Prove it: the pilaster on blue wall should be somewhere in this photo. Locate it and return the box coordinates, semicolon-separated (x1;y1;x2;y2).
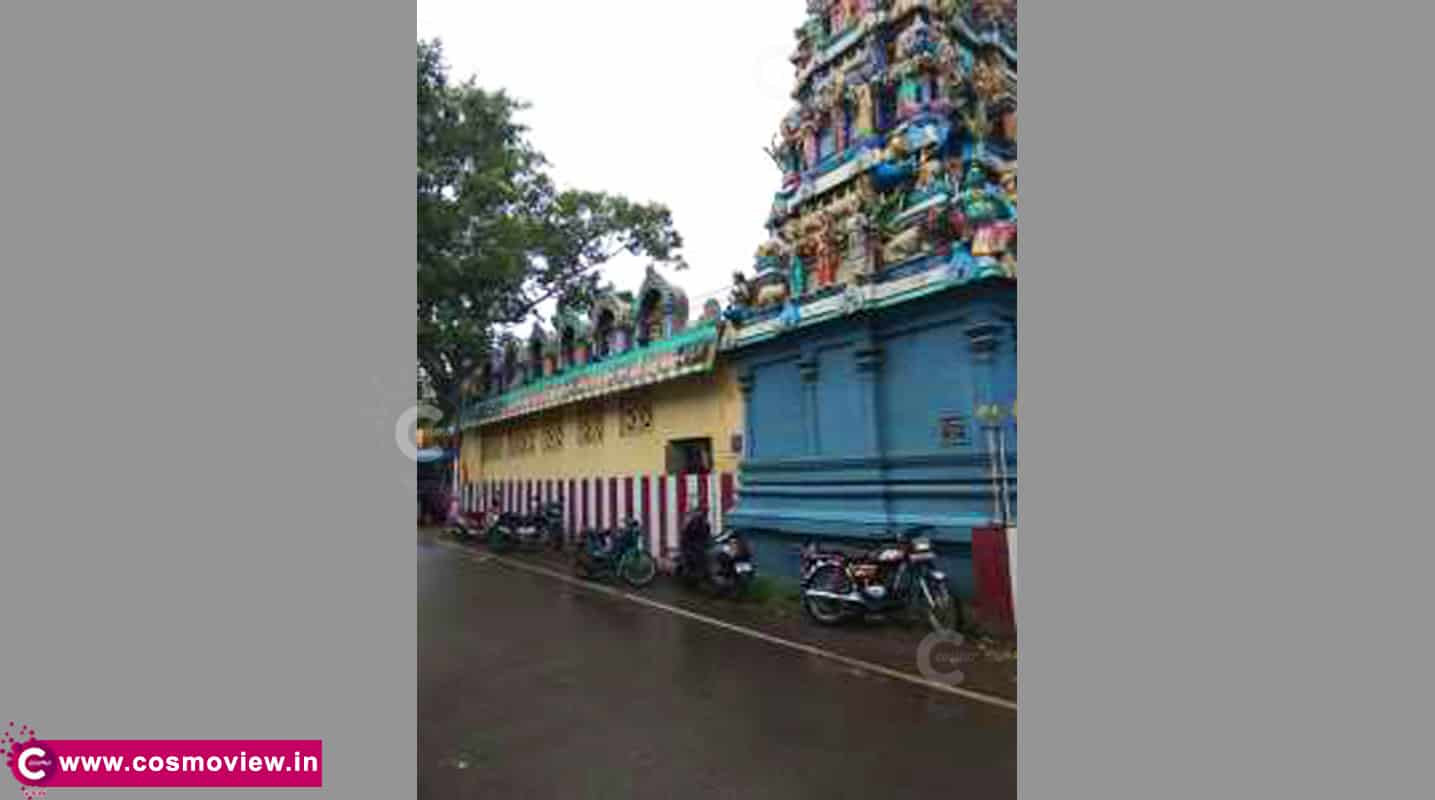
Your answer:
726;280;1017;586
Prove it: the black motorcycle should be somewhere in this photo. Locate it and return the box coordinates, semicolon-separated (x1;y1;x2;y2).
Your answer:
673;507;756;598
487;495;566;553
800;525;959;633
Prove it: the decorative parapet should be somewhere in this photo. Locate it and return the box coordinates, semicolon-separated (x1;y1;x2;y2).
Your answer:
462;322;721;428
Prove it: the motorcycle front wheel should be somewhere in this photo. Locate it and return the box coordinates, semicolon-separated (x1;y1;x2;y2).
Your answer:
921;575;960;634
572;553;594;579
487;526;514;553
618;550;657;588
803;564;854;625
708;561;738;598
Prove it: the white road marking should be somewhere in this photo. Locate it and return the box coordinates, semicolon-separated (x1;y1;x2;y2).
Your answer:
436;539;1017;713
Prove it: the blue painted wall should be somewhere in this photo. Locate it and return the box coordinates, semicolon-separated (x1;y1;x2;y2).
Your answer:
726;279;1017;598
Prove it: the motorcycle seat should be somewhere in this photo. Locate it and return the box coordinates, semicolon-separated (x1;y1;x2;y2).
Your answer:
810;544;875;561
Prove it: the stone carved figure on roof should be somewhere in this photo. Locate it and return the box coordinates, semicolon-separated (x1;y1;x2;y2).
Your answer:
525;323;551;380
589;292;634;361
634;265;690;346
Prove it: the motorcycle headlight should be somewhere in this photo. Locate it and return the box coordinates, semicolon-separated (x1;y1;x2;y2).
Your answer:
930;570;947;581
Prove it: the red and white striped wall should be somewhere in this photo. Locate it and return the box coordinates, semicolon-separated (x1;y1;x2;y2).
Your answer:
461;472;738;567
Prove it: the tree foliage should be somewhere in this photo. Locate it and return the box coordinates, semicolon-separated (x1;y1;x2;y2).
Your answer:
417;39;686;418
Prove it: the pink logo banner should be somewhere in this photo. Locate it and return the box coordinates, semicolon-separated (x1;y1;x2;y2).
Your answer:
6;738;322;791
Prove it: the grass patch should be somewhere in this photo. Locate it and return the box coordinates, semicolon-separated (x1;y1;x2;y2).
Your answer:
746;575;803;609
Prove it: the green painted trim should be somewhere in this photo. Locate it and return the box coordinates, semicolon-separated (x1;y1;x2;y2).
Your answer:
462;321;719;427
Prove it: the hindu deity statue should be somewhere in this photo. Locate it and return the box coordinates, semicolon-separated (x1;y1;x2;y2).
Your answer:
813;211;843;288
914;147;945;195
985;97;1017;162
699;299;722;324
801;115;820;170
972;49;1007;104
869;30;887;67
899;15;934;60
804;14;829;52
852;81;877;138
844;207;877;283
933;36;964;103
789;251;808;298
957;163;1016;257
896;74;918;120
829;0;849;34
755;230;792;274
847;0;867;25
972;0;1017;42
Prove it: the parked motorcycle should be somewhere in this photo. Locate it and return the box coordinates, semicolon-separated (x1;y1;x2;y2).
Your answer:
446;493;494;543
573;517;657;587
800;525;960;633
446;509;488;543
487;495;566;553
673;507;756;598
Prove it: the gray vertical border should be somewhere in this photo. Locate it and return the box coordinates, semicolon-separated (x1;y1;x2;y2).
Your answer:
1024;1;1433;797
0;1;415;798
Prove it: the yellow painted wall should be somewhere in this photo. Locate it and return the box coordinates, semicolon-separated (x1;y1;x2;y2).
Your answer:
463;362;743;481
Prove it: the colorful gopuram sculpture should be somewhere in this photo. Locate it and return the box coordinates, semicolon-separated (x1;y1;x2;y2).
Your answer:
729;0;1017;325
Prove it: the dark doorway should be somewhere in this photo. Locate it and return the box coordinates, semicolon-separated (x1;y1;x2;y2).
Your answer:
666;437;713;475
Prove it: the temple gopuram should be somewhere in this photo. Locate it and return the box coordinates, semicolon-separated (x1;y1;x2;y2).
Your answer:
721;0;1017;599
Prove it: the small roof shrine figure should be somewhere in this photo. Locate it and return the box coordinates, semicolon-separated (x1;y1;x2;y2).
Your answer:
634;266;691;347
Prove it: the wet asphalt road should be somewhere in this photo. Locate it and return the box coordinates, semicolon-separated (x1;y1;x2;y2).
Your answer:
418;533;1016;799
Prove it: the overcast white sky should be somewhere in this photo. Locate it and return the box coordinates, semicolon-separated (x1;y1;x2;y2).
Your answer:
417;0;806;312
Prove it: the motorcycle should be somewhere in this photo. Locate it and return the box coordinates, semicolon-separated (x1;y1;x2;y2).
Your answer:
800;525;960;633
486;495;566;553
673;507;756;598
573;516;657;588
443;491;492;543
446;509;489;543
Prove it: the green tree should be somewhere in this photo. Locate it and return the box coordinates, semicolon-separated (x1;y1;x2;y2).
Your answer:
417;39;685;420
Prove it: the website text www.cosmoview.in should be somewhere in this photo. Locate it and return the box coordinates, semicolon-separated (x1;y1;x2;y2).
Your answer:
7;739;323;789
